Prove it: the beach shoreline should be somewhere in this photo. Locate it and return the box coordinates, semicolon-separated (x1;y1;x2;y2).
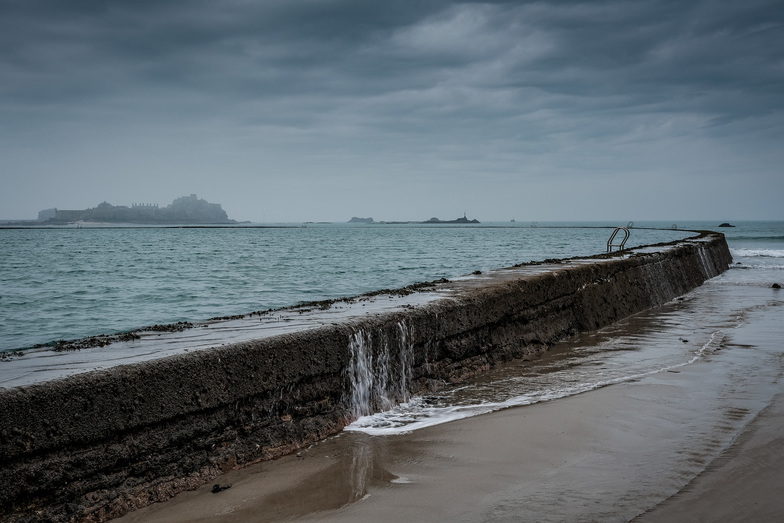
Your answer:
117;281;784;522
117;368;784;522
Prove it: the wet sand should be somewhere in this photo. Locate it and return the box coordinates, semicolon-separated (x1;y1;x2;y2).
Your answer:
117;296;784;523
633;391;784;523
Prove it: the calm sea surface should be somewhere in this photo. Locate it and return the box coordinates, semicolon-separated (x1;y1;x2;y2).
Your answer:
0;221;700;353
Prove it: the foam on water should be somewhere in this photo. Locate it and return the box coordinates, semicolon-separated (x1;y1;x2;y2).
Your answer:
732;248;784;258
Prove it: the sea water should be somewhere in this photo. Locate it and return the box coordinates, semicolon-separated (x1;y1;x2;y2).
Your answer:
1;221;690;353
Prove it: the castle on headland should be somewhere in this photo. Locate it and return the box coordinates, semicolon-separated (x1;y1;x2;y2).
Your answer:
40;194;236;225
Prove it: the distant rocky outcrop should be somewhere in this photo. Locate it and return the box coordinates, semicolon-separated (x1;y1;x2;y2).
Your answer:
718;223;735;228
42;194;235;225
347;215;480;225
423;215;480;224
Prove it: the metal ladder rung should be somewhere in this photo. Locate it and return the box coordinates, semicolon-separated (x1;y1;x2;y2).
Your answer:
607;227;630;252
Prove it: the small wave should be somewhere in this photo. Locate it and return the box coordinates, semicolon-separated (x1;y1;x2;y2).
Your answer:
345;377;633;436
730;248;784;259
344;387;602;436
729;264;784;271
696;330;725;358
728;235;784;242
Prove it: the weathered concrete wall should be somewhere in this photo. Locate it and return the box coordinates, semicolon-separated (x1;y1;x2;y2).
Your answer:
0;233;732;522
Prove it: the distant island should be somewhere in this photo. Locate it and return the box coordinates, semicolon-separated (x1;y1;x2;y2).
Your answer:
39;194;236;225
423;215;480;224
347;215;480;224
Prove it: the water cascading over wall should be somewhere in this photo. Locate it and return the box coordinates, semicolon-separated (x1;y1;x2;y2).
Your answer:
0;232;733;523
344;321;415;420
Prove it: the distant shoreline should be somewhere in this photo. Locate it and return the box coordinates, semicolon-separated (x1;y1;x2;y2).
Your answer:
349;215;480;224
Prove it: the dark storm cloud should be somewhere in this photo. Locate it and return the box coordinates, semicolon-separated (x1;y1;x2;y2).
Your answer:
2;1;430;101
1;0;782;220
3;1;778;103
3;0;781;128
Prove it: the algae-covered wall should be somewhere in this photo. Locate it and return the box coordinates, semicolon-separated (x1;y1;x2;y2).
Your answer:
0;233;732;522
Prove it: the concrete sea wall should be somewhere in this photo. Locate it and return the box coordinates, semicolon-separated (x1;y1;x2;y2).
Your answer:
0;233;732;522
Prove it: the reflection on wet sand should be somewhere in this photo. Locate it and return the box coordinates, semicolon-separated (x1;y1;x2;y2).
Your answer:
263;435;390;513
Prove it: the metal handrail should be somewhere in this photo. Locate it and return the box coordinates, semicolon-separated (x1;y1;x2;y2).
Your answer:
607;227;630;252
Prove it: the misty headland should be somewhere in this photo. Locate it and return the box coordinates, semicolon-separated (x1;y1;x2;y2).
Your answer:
35;194;236;225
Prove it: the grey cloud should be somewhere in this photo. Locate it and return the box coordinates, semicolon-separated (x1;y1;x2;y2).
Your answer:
1;0;782;221
5;1;781;118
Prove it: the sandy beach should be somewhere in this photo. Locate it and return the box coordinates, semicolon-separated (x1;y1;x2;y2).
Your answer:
117;279;784;523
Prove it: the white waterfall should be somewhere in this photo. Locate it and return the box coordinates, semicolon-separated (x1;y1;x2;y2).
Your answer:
697;244;715;278
397;320;414;405
345;321;415;420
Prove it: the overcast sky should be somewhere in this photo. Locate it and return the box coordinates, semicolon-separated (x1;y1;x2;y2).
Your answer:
1;0;782;222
